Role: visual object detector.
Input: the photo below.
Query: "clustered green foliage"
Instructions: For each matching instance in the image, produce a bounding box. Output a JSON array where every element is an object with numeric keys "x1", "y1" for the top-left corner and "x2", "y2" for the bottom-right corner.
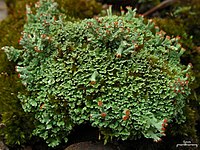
[
  {"x1": 153, "y1": 17, "x2": 199, "y2": 136},
  {"x1": 170, "y1": 2, "x2": 200, "y2": 129},
  {"x1": 152, "y1": 0, "x2": 200, "y2": 141},
  {"x1": 153, "y1": 18, "x2": 194, "y2": 50},
  {"x1": 0, "y1": 0, "x2": 102, "y2": 147},
  {"x1": 2, "y1": 0, "x2": 194, "y2": 147}
]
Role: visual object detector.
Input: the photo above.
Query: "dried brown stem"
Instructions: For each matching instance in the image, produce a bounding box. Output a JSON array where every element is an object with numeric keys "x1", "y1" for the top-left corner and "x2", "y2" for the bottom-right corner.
[{"x1": 142, "y1": 0, "x2": 178, "y2": 17}]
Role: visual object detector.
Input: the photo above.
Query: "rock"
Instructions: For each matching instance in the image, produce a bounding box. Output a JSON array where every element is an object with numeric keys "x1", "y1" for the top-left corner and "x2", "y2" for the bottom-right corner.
[
  {"x1": 0, "y1": 141, "x2": 9, "y2": 150},
  {"x1": 64, "y1": 141, "x2": 117, "y2": 150}
]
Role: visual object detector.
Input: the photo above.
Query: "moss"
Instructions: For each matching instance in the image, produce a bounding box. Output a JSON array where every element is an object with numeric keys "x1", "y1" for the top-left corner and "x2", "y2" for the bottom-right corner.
[
  {"x1": 0, "y1": 52, "x2": 35, "y2": 147},
  {"x1": 0, "y1": 0, "x2": 40, "y2": 147},
  {"x1": 56, "y1": 0, "x2": 102, "y2": 19},
  {"x1": 172, "y1": 0, "x2": 200, "y2": 46}
]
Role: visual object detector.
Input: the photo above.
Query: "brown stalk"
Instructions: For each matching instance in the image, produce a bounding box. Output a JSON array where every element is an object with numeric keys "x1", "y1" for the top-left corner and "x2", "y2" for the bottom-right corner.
[{"x1": 142, "y1": 0, "x2": 179, "y2": 17}]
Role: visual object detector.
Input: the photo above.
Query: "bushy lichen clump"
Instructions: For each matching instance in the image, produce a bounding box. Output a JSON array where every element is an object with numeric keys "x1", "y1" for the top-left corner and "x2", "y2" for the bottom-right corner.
[{"x1": 2, "y1": 0, "x2": 193, "y2": 147}]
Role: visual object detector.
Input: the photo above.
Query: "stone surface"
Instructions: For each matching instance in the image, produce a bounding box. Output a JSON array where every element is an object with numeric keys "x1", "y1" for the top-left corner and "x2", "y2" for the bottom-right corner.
[
  {"x1": 64, "y1": 141, "x2": 117, "y2": 150},
  {"x1": 0, "y1": 0, "x2": 8, "y2": 21}
]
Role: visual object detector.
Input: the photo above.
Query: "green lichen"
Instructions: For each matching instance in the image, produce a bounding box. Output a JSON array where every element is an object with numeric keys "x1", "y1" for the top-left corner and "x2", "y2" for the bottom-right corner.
[
  {"x1": 0, "y1": 0, "x2": 102, "y2": 147},
  {"x1": 153, "y1": 7, "x2": 200, "y2": 142},
  {"x1": 2, "y1": 0, "x2": 194, "y2": 147},
  {"x1": 153, "y1": 18, "x2": 194, "y2": 51}
]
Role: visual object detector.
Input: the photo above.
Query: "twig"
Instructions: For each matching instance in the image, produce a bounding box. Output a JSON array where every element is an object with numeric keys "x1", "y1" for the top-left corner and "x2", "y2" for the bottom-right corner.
[{"x1": 142, "y1": 0, "x2": 178, "y2": 17}]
